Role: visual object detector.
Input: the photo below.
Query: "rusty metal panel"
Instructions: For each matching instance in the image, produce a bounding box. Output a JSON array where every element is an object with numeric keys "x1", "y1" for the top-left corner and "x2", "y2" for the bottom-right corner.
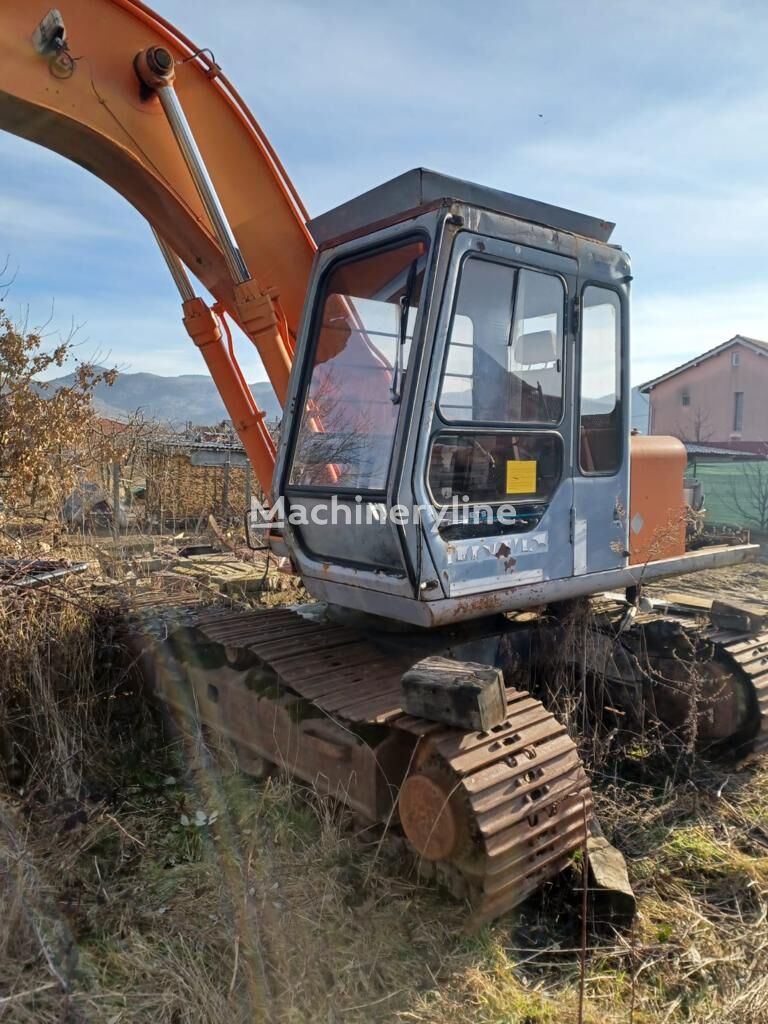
[
  {"x1": 484, "y1": 805, "x2": 590, "y2": 894},
  {"x1": 270, "y1": 643, "x2": 380, "y2": 678},
  {"x1": 464, "y1": 732, "x2": 580, "y2": 801}
]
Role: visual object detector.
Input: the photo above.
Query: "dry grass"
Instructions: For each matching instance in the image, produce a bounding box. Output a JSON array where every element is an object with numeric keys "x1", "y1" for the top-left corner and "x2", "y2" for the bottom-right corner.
[
  {"x1": 1, "y1": 564, "x2": 768, "y2": 1023},
  {"x1": 7, "y1": 750, "x2": 765, "y2": 1024}
]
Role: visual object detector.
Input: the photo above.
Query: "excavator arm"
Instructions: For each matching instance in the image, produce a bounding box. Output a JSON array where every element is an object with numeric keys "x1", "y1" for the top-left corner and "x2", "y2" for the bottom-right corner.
[{"x1": 0, "y1": 1, "x2": 317, "y2": 490}]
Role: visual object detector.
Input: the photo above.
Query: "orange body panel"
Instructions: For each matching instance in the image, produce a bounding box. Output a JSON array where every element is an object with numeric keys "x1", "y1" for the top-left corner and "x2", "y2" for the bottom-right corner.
[{"x1": 629, "y1": 435, "x2": 687, "y2": 565}]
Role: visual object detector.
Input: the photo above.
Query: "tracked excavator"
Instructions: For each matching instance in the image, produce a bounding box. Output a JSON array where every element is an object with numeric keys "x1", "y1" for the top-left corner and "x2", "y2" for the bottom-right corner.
[{"x1": 2, "y1": 1, "x2": 767, "y2": 927}]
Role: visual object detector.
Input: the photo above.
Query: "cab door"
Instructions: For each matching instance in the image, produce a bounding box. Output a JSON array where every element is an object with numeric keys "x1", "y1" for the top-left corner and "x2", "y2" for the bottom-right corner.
[
  {"x1": 415, "y1": 232, "x2": 578, "y2": 600},
  {"x1": 282, "y1": 235, "x2": 429, "y2": 584},
  {"x1": 571, "y1": 283, "x2": 630, "y2": 575}
]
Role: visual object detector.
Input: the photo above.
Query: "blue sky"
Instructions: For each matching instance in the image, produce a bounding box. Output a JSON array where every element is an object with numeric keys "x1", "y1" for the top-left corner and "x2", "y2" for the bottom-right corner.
[{"x1": 2, "y1": 0, "x2": 768, "y2": 387}]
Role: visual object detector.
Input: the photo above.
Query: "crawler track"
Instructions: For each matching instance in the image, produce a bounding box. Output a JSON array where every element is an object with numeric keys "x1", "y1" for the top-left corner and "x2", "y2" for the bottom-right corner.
[
  {"x1": 709, "y1": 629, "x2": 768, "y2": 754},
  {"x1": 152, "y1": 606, "x2": 591, "y2": 927}
]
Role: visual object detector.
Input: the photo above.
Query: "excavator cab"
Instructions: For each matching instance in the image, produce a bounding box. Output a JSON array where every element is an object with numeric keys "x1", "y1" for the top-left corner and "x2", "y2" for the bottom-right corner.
[{"x1": 273, "y1": 170, "x2": 633, "y2": 626}]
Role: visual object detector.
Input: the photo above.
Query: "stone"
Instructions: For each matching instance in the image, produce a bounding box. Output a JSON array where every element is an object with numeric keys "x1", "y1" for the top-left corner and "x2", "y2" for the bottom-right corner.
[{"x1": 587, "y1": 835, "x2": 636, "y2": 919}]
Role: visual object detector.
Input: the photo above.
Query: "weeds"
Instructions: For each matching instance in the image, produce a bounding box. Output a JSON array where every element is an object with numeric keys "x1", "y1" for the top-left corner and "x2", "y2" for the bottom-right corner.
[{"x1": 1, "y1": 564, "x2": 767, "y2": 1022}]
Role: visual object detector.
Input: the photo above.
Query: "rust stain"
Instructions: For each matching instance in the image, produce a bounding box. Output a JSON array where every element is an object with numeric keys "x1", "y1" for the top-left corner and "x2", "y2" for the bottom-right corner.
[{"x1": 495, "y1": 543, "x2": 517, "y2": 572}]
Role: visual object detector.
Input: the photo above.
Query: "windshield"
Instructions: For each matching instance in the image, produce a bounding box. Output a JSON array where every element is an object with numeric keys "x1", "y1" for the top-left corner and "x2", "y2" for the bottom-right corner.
[{"x1": 289, "y1": 239, "x2": 428, "y2": 491}]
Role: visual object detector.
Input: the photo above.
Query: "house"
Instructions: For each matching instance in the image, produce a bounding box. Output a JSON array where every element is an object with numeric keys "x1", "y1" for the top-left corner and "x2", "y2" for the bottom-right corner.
[{"x1": 639, "y1": 335, "x2": 768, "y2": 445}]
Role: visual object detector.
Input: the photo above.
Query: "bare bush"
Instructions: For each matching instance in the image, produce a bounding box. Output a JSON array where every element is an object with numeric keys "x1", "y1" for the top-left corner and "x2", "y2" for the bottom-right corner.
[
  {"x1": 0, "y1": 307, "x2": 117, "y2": 518},
  {"x1": 0, "y1": 585, "x2": 116, "y2": 799}
]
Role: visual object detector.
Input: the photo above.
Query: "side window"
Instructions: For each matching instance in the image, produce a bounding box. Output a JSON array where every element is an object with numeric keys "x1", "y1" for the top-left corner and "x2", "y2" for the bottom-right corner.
[
  {"x1": 429, "y1": 432, "x2": 563, "y2": 506},
  {"x1": 579, "y1": 287, "x2": 622, "y2": 474},
  {"x1": 733, "y1": 392, "x2": 744, "y2": 433},
  {"x1": 438, "y1": 258, "x2": 565, "y2": 425},
  {"x1": 438, "y1": 314, "x2": 474, "y2": 418}
]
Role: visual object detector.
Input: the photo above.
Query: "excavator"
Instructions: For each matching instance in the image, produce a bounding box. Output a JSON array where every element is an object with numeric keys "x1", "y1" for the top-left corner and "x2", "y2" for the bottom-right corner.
[{"x1": 2, "y1": 1, "x2": 767, "y2": 927}]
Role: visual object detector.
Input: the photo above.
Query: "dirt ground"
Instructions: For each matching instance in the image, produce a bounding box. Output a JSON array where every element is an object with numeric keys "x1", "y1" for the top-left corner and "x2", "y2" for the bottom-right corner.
[
  {"x1": 1, "y1": 560, "x2": 767, "y2": 1023},
  {"x1": 647, "y1": 559, "x2": 768, "y2": 608}
]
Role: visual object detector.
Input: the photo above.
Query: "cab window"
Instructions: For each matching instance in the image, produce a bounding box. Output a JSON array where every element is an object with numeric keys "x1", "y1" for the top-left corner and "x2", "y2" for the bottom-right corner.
[
  {"x1": 579, "y1": 287, "x2": 622, "y2": 474},
  {"x1": 429, "y1": 432, "x2": 563, "y2": 506},
  {"x1": 438, "y1": 257, "x2": 565, "y2": 425},
  {"x1": 289, "y1": 239, "x2": 428, "y2": 491}
]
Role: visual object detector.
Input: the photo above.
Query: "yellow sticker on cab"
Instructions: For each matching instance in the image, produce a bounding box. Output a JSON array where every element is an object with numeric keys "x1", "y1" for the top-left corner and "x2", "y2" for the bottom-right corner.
[{"x1": 505, "y1": 460, "x2": 537, "y2": 494}]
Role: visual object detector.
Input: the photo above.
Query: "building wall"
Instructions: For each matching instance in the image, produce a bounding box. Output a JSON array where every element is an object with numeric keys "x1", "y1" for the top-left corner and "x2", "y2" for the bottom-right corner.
[{"x1": 648, "y1": 343, "x2": 768, "y2": 443}]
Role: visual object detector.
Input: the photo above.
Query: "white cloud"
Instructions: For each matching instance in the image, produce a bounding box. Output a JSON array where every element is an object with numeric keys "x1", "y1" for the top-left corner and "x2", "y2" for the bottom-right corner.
[
  {"x1": 0, "y1": 195, "x2": 121, "y2": 241},
  {"x1": 632, "y1": 282, "x2": 768, "y2": 385},
  {"x1": 15, "y1": 291, "x2": 269, "y2": 384},
  {"x1": 514, "y1": 86, "x2": 768, "y2": 195}
]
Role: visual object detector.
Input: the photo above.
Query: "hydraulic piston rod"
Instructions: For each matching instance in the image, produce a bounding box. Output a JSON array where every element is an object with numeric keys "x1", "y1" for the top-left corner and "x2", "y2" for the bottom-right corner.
[
  {"x1": 138, "y1": 48, "x2": 248, "y2": 284},
  {"x1": 135, "y1": 46, "x2": 293, "y2": 402},
  {"x1": 155, "y1": 84, "x2": 250, "y2": 285},
  {"x1": 152, "y1": 226, "x2": 195, "y2": 302},
  {"x1": 150, "y1": 228, "x2": 276, "y2": 492}
]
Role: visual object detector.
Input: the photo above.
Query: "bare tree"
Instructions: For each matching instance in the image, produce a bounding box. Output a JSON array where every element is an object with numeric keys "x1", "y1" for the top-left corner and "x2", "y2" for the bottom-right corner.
[
  {"x1": 84, "y1": 410, "x2": 164, "y2": 494},
  {"x1": 724, "y1": 461, "x2": 768, "y2": 531},
  {"x1": 0, "y1": 306, "x2": 117, "y2": 516},
  {"x1": 676, "y1": 402, "x2": 714, "y2": 444}
]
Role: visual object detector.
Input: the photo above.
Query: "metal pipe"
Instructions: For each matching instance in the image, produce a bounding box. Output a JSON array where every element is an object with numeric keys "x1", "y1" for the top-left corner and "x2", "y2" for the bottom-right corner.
[
  {"x1": 1, "y1": 562, "x2": 89, "y2": 590},
  {"x1": 155, "y1": 83, "x2": 250, "y2": 285},
  {"x1": 151, "y1": 228, "x2": 196, "y2": 302}
]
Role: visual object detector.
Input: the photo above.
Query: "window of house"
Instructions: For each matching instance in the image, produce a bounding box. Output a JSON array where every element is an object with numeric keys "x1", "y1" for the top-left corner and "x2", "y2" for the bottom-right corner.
[
  {"x1": 681, "y1": 391, "x2": 691, "y2": 407},
  {"x1": 732, "y1": 351, "x2": 741, "y2": 368},
  {"x1": 579, "y1": 287, "x2": 622, "y2": 474},
  {"x1": 733, "y1": 392, "x2": 744, "y2": 433}
]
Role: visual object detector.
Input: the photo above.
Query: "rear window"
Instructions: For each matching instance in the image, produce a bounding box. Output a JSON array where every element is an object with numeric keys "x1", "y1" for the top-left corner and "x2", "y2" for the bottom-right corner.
[{"x1": 579, "y1": 286, "x2": 622, "y2": 474}]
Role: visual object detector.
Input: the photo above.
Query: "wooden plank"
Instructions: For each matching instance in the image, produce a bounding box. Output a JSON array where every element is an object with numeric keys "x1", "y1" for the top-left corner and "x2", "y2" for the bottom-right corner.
[
  {"x1": 401, "y1": 656, "x2": 506, "y2": 732},
  {"x1": 656, "y1": 591, "x2": 713, "y2": 611}
]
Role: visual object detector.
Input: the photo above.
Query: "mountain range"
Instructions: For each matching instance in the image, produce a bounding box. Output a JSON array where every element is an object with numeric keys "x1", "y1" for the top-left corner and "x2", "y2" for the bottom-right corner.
[
  {"x1": 40, "y1": 368, "x2": 650, "y2": 433},
  {"x1": 40, "y1": 368, "x2": 281, "y2": 426}
]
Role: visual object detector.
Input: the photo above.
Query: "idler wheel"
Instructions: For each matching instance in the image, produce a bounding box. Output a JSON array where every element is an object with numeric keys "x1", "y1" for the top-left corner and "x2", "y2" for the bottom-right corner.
[{"x1": 399, "y1": 762, "x2": 470, "y2": 861}]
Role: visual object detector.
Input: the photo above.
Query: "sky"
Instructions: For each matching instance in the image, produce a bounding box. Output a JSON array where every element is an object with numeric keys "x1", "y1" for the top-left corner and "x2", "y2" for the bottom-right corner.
[{"x1": 2, "y1": 0, "x2": 768, "y2": 388}]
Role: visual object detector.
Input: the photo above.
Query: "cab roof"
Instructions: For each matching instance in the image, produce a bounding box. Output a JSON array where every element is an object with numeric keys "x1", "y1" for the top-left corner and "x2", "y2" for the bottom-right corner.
[{"x1": 308, "y1": 167, "x2": 615, "y2": 247}]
